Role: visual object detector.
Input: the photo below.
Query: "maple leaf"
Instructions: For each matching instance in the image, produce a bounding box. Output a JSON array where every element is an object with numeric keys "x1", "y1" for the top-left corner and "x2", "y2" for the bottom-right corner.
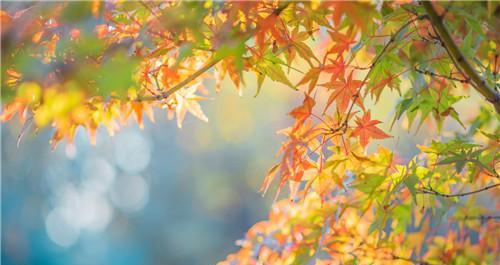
[
  {"x1": 32, "y1": 30, "x2": 44, "y2": 43},
  {"x1": 288, "y1": 93, "x2": 315, "y2": 125},
  {"x1": 160, "y1": 65, "x2": 180, "y2": 87},
  {"x1": 257, "y1": 52, "x2": 296, "y2": 89},
  {"x1": 253, "y1": 6, "x2": 286, "y2": 54},
  {"x1": 125, "y1": 89, "x2": 155, "y2": 129},
  {"x1": 293, "y1": 40, "x2": 319, "y2": 66},
  {"x1": 286, "y1": 27, "x2": 319, "y2": 68},
  {"x1": 328, "y1": 2, "x2": 375, "y2": 32},
  {"x1": 260, "y1": 164, "x2": 280, "y2": 195},
  {"x1": 352, "y1": 111, "x2": 391, "y2": 147},
  {"x1": 327, "y1": 27, "x2": 356, "y2": 55},
  {"x1": 95, "y1": 24, "x2": 108, "y2": 39},
  {"x1": 42, "y1": 34, "x2": 59, "y2": 63},
  {"x1": 270, "y1": 119, "x2": 321, "y2": 199},
  {"x1": 297, "y1": 67, "x2": 321, "y2": 94},
  {"x1": 174, "y1": 83, "x2": 209, "y2": 128},
  {"x1": 369, "y1": 70, "x2": 401, "y2": 102},
  {"x1": 320, "y1": 71, "x2": 364, "y2": 113},
  {"x1": 0, "y1": 101, "x2": 26, "y2": 123},
  {"x1": 323, "y1": 56, "x2": 347, "y2": 83},
  {"x1": 129, "y1": 101, "x2": 155, "y2": 130}
]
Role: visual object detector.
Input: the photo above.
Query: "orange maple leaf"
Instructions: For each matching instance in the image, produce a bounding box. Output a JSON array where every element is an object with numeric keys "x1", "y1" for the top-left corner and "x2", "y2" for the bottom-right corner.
[
  {"x1": 351, "y1": 111, "x2": 391, "y2": 147},
  {"x1": 161, "y1": 66, "x2": 180, "y2": 87},
  {"x1": 321, "y1": 71, "x2": 363, "y2": 114},
  {"x1": 370, "y1": 70, "x2": 400, "y2": 102},
  {"x1": 323, "y1": 56, "x2": 347, "y2": 83},
  {"x1": 297, "y1": 67, "x2": 321, "y2": 94},
  {"x1": 289, "y1": 93, "x2": 315, "y2": 125},
  {"x1": 327, "y1": 27, "x2": 356, "y2": 55},
  {"x1": 329, "y1": 2, "x2": 374, "y2": 32}
]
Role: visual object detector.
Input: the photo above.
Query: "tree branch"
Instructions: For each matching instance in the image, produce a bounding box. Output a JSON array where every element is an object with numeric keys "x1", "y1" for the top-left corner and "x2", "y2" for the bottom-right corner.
[
  {"x1": 417, "y1": 182, "x2": 500, "y2": 198},
  {"x1": 341, "y1": 15, "x2": 426, "y2": 129},
  {"x1": 414, "y1": 67, "x2": 469, "y2": 84},
  {"x1": 422, "y1": 1, "x2": 500, "y2": 114},
  {"x1": 139, "y1": 3, "x2": 290, "y2": 102},
  {"x1": 460, "y1": 215, "x2": 500, "y2": 222},
  {"x1": 392, "y1": 254, "x2": 434, "y2": 265},
  {"x1": 140, "y1": 58, "x2": 220, "y2": 101}
]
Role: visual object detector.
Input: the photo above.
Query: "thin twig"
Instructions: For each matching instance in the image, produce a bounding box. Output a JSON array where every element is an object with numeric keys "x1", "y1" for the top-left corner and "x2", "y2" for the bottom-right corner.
[
  {"x1": 138, "y1": 3, "x2": 290, "y2": 102},
  {"x1": 460, "y1": 215, "x2": 500, "y2": 221},
  {"x1": 392, "y1": 254, "x2": 435, "y2": 265},
  {"x1": 417, "y1": 183, "x2": 500, "y2": 198},
  {"x1": 415, "y1": 67, "x2": 469, "y2": 83},
  {"x1": 341, "y1": 15, "x2": 427, "y2": 131}
]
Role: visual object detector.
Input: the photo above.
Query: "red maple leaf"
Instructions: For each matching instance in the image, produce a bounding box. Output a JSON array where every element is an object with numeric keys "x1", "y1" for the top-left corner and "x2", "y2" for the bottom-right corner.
[{"x1": 352, "y1": 111, "x2": 391, "y2": 147}]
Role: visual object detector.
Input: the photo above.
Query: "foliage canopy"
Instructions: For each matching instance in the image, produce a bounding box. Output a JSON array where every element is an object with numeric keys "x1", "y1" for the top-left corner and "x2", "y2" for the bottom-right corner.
[{"x1": 1, "y1": 1, "x2": 499, "y2": 264}]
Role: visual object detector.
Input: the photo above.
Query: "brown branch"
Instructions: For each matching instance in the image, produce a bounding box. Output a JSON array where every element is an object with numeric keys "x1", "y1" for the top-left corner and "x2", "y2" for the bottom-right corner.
[
  {"x1": 414, "y1": 67, "x2": 469, "y2": 84},
  {"x1": 341, "y1": 15, "x2": 426, "y2": 130},
  {"x1": 139, "y1": 3, "x2": 290, "y2": 102},
  {"x1": 422, "y1": 1, "x2": 500, "y2": 114},
  {"x1": 417, "y1": 182, "x2": 500, "y2": 198},
  {"x1": 140, "y1": 58, "x2": 220, "y2": 101},
  {"x1": 327, "y1": 248, "x2": 435, "y2": 265},
  {"x1": 460, "y1": 215, "x2": 500, "y2": 221},
  {"x1": 316, "y1": 232, "x2": 437, "y2": 265},
  {"x1": 392, "y1": 254, "x2": 435, "y2": 265}
]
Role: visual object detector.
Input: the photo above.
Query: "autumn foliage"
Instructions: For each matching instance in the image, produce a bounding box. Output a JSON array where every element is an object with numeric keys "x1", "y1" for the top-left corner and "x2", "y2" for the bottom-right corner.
[{"x1": 1, "y1": 1, "x2": 499, "y2": 264}]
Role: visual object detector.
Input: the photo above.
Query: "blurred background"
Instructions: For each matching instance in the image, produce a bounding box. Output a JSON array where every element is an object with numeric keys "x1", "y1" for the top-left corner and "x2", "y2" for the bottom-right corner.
[
  {"x1": 1, "y1": 78, "x2": 475, "y2": 265},
  {"x1": 1, "y1": 81, "x2": 297, "y2": 265}
]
